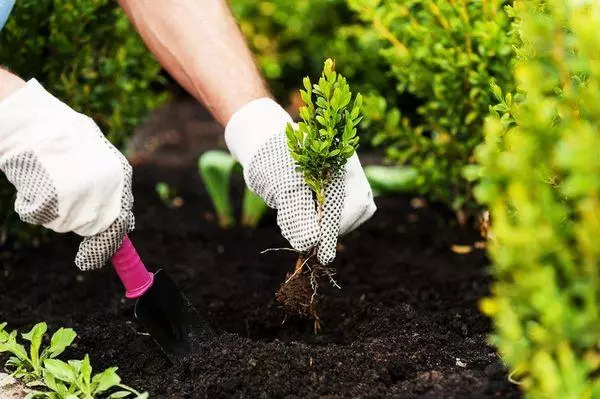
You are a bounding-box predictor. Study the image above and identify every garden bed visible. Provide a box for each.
[0,159,521,398]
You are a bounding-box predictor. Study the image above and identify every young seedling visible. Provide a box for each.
[241,187,269,228]
[198,151,237,228]
[275,58,362,331]
[198,150,268,228]
[0,322,147,398]
[155,182,183,209]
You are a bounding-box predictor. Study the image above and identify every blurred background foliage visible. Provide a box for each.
[233,0,515,221]
[476,0,600,396]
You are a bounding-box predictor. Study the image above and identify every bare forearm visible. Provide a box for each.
[118,0,270,126]
[0,68,26,103]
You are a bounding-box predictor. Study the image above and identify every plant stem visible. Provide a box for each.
[316,202,324,226]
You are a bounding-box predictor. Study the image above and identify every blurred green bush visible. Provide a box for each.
[347,0,515,221]
[476,0,600,396]
[0,0,167,249]
[230,0,388,102]
[233,0,515,221]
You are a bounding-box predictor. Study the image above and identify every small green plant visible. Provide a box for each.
[276,59,362,330]
[285,58,362,206]
[155,182,174,206]
[198,151,268,229]
[241,188,269,229]
[0,322,147,398]
[475,1,600,397]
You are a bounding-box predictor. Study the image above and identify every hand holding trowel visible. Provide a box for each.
[110,235,214,360]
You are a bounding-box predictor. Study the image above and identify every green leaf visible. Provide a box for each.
[241,188,268,228]
[80,355,92,388]
[44,359,75,383]
[300,89,311,105]
[0,335,28,361]
[354,93,363,108]
[68,359,81,375]
[285,123,296,143]
[92,367,121,394]
[364,166,419,196]
[22,323,47,368]
[299,106,311,122]
[462,164,482,182]
[342,146,355,158]
[315,115,327,127]
[108,391,132,398]
[303,76,312,92]
[198,151,237,229]
[49,328,76,359]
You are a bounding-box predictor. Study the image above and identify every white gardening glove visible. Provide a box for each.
[225,98,376,265]
[0,79,134,270]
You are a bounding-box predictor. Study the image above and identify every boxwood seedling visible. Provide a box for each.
[198,150,268,228]
[0,322,147,398]
[276,58,362,330]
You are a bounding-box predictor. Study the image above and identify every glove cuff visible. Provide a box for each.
[0,78,79,160]
[224,97,293,167]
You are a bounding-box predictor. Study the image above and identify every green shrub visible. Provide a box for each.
[230,0,386,102]
[0,0,167,249]
[476,1,600,396]
[347,0,515,220]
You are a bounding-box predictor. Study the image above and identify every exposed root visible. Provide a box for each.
[260,247,302,255]
[275,253,340,333]
[284,254,314,285]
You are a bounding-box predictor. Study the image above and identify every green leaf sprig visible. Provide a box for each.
[0,322,147,398]
[285,58,362,206]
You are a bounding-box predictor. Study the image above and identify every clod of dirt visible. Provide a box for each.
[0,373,27,398]
[276,270,316,319]
[276,255,341,331]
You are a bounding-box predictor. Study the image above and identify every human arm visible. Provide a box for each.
[0,67,26,103]
[118,0,377,263]
[117,0,269,126]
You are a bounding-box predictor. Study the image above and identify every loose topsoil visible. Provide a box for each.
[0,164,521,398]
[0,98,521,398]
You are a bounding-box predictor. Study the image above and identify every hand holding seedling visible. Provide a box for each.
[226,59,376,328]
[225,60,376,266]
[285,58,364,263]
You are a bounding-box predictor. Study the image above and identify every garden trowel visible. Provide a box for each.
[111,236,213,360]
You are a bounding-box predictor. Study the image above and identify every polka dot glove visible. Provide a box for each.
[0,79,134,270]
[225,98,376,265]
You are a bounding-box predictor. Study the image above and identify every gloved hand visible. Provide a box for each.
[225,98,376,265]
[0,79,134,270]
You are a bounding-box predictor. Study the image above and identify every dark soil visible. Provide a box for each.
[0,163,521,398]
[1,96,521,398]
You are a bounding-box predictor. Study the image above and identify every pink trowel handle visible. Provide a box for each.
[111,236,154,299]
